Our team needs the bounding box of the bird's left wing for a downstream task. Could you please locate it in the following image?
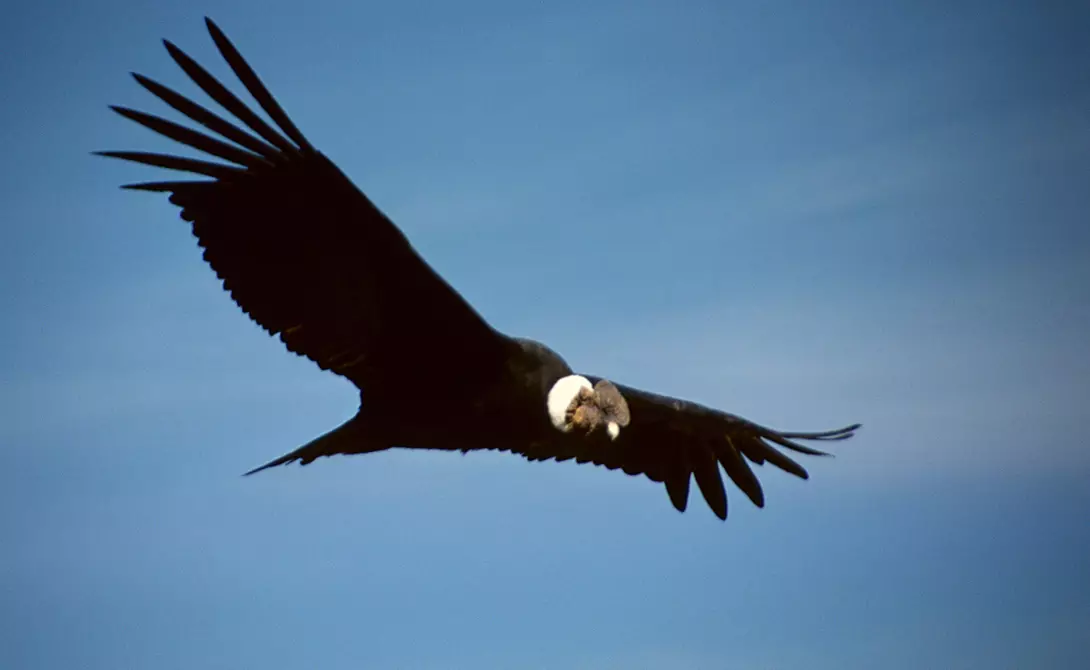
[95,18,513,392]
[520,380,860,520]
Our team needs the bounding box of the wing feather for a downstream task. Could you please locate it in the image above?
[98,18,511,391]
[203,18,313,152]
[161,36,298,154]
[108,105,271,168]
[518,380,860,520]
[130,72,283,160]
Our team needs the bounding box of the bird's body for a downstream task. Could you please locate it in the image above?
[269,337,579,473]
[98,18,861,521]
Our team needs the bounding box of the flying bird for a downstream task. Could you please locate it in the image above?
[97,18,861,521]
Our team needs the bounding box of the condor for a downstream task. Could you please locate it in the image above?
[98,18,861,521]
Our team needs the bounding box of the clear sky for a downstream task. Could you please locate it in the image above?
[2,1,1088,668]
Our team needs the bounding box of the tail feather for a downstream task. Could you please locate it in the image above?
[243,416,385,476]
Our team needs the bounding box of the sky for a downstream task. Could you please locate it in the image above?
[2,0,1088,668]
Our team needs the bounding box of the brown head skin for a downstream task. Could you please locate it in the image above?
[565,380,631,438]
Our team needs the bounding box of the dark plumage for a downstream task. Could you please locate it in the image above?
[97,18,861,521]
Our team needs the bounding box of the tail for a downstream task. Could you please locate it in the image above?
[243,416,386,476]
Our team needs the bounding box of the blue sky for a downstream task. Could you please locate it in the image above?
[2,0,1088,668]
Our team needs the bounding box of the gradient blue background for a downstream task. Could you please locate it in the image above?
[3,1,1088,668]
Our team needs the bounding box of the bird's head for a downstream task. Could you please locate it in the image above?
[547,375,631,440]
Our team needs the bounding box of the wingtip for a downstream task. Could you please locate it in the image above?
[833,423,863,438]
[204,17,225,40]
[130,71,151,88]
[162,38,184,61]
[242,460,280,477]
[118,181,189,192]
[779,422,862,442]
[242,449,306,476]
[205,17,233,52]
[836,422,863,437]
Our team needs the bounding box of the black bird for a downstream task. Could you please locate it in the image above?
[97,18,861,521]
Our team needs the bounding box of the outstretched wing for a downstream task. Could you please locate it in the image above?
[520,380,860,520]
[96,18,511,391]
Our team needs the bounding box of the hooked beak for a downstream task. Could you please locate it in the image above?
[566,380,631,440]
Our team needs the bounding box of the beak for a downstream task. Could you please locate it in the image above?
[567,381,631,439]
[593,380,631,439]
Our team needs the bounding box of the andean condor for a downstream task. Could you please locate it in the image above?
[97,18,861,521]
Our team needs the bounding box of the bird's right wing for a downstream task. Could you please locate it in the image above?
[521,380,860,520]
[97,18,512,391]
